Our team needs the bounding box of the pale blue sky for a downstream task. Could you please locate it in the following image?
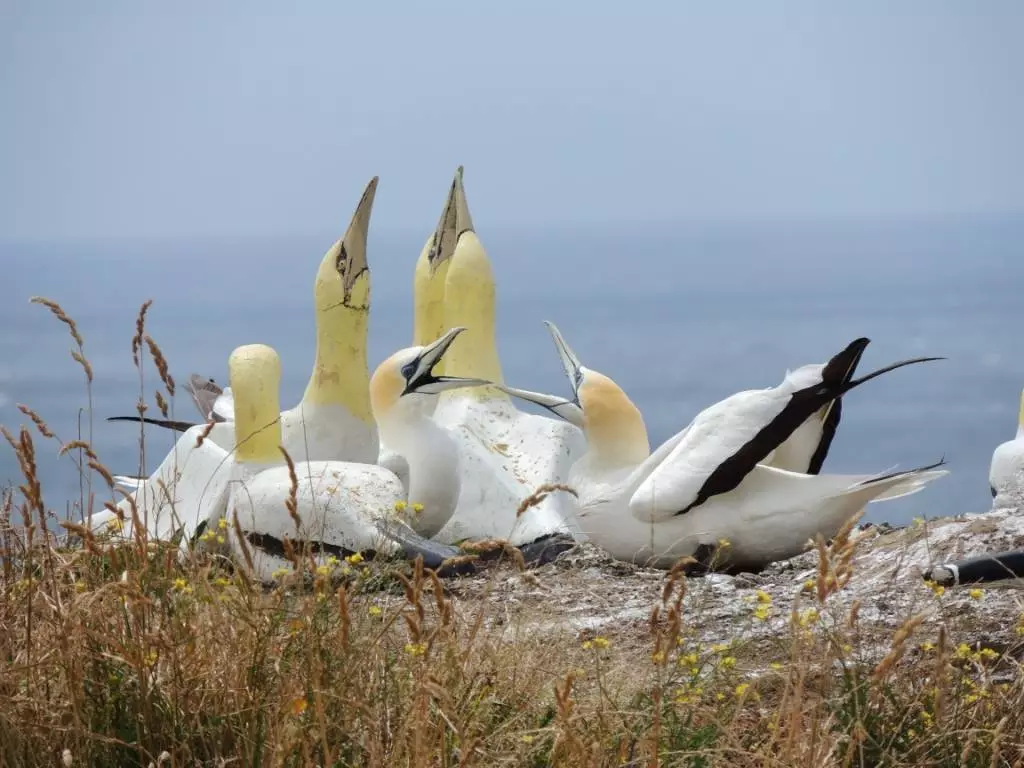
[2,0,1022,240]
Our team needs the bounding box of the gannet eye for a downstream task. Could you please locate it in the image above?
[400,361,418,381]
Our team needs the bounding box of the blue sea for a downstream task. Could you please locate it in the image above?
[2,216,1022,527]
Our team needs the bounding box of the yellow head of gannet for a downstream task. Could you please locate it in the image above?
[413,170,460,360]
[229,343,284,465]
[435,167,506,398]
[544,320,649,468]
[370,326,492,429]
[301,176,378,424]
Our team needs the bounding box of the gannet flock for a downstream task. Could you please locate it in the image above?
[86,168,1024,589]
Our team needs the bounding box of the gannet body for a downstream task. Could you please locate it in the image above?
[501,323,949,571]
[227,328,490,582]
[401,168,586,546]
[989,389,1024,507]
[106,177,381,465]
[88,424,233,547]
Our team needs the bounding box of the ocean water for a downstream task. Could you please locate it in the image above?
[1,217,1022,528]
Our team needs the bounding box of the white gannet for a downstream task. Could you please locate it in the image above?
[498,322,949,572]
[105,176,381,465]
[923,549,1024,589]
[226,327,491,582]
[402,168,587,551]
[87,423,234,547]
[988,388,1024,507]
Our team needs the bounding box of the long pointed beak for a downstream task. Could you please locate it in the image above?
[404,326,494,395]
[818,337,868,423]
[842,354,946,393]
[495,384,585,428]
[428,166,472,270]
[336,175,378,299]
[543,320,584,399]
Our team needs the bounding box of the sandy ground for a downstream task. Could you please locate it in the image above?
[426,504,1024,675]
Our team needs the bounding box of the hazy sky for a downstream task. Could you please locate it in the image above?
[2,1,1022,240]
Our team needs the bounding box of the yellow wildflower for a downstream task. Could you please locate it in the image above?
[144,650,158,667]
[394,500,408,513]
[920,710,934,728]
[368,605,383,616]
[954,643,972,660]
[520,734,535,744]
[969,588,983,600]
[316,564,332,576]
[753,605,771,621]
[926,581,945,597]
[172,578,192,594]
[217,517,228,530]
[651,651,666,664]
[715,692,726,701]
[272,567,289,579]
[717,537,731,548]
[735,683,750,697]
[755,589,772,604]
[411,502,424,513]
[769,662,783,670]
[798,608,819,627]
[107,518,124,532]
[74,581,87,593]
[920,642,935,653]
[710,643,730,654]
[720,656,737,669]
[404,642,427,656]
[216,535,225,544]
[346,552,364,565]
[979,647,998,660]
[680,652,699,667]
[592,636,610,649]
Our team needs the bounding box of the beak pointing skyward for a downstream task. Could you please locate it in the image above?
[335,175,379,301]
[544,320,584,401]
[402,327,493,396]
[427,166,474,271]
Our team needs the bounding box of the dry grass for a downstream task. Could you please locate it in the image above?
[2,300,1024,767]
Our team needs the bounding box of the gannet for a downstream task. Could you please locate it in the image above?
[105,176,381,465]
[498,322,950,571]
[923,549,1024,589]
[988,388,1024,506]
[403,167,587,549]
[226,327,492,582]
[87,422,234,547]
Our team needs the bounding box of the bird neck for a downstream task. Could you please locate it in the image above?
[379,407,460,538]
[441,231,506,400]
[233,375,283,466]
[302,260,373,424]
[412,235,452,374]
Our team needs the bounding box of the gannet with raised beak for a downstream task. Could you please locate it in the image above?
[498,322,950,571]
[401,168,587,551]
[227,327,490,582]
[106,176,381,465]
[989,389,1024,506]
